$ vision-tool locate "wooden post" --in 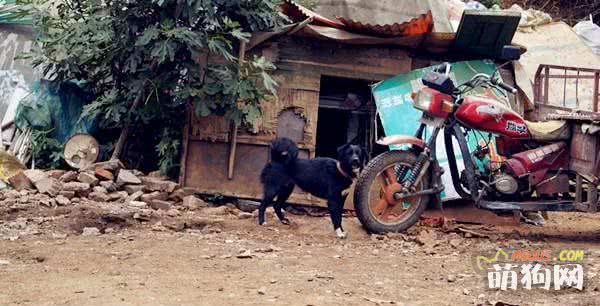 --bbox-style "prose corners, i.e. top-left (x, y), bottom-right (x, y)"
top-left (227, 40), bottom-right (247, 180)
top-left (111, 93), bottom-right (144, 161)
